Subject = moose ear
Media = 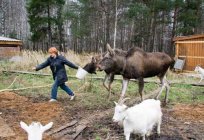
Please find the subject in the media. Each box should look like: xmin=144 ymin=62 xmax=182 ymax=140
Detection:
xmin=42 ymin=122 xmax=53 ymax=132
xmin=20 ymin=121 xmax=29 ymax=133
xmin=106 ymin=44 xmax=115 ymax=56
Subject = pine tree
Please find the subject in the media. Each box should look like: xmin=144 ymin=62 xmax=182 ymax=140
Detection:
xmin=26 ymin=0 xmax=65 ymax=51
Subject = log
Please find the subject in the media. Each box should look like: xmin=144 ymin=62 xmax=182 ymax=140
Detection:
xmin=47 ymin=120 xmax=77 ymax=135
xmin=192 ymin=83 xmax=204 ymax=87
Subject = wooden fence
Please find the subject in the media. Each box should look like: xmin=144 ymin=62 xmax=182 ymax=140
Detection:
xmin=175 ymin=36 xmax=204 ymax=71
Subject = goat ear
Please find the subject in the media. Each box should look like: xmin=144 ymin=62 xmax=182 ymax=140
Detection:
xmin=20 ymin=121 xmax=29 ymax=133
xmin=91 ymin=57 xmax=96 ymax=63
xmin=106 ymin=43 xmax=115 ymax=56
xmin=113 ymin=101 xmax=118 ymax=105
xmin=42 ymin=122 xmax=53 ymax=132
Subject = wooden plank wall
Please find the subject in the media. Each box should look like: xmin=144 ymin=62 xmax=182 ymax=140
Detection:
xmin=176 ymin=37 xmax=204 ymax=71
xmin=0 ymin=46 xmax=20 ymax=59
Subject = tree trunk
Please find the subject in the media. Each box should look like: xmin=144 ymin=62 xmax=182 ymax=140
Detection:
xmin=113 ymin=0 xmax=117 ymax=49
xmin=47 ymin=3 xmax=52 ymax=48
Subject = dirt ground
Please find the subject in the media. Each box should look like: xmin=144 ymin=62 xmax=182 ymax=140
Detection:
xmin=0 ymin=92 xmax=203 ymax=140
xmin=0 ymin=92 xmax=63 ymax=140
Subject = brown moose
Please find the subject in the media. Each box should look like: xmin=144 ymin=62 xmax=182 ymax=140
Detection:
xmin=96 ymin=44 xmax=174 ymax=103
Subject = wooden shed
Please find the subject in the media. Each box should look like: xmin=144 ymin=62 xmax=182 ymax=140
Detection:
xmin=0 ymin=36 xmax=22 ymax=59
xmin=173 ymin=34 xmax=204 ymax=72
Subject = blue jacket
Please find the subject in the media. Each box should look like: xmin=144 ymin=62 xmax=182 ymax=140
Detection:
xmin=36 ymin=55 xmax=78 ymax=85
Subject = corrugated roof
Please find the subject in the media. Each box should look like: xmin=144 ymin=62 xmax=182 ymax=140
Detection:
xmin=0 ymin=36 xmax=21 ymax=42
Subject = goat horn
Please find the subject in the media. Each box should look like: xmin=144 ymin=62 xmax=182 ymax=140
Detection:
xmin=119 ymin=97 xmax=130 ymax=105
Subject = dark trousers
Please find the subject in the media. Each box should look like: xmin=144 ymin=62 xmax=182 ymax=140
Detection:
xmin=51 ymin=78 xmax=74 ymax=99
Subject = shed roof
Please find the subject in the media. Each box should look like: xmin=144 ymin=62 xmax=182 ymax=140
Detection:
xmin=173 ymin=34 xmax=204 ymax=41
xmin=0 ymin=36 xmax=22 ymax=45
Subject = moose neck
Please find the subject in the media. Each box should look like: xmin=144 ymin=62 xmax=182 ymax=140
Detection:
xmin=114 ymin=55 xmax=126 ymax=72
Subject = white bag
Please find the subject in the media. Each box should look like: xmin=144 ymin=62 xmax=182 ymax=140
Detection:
xmin=76 ymin=67 xmax=88 ymax=79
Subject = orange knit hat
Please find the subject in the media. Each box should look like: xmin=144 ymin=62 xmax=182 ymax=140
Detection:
xmin=48 ymin=47 xmax=58 ymax=54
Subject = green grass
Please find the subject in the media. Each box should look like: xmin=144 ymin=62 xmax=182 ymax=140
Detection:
xmin=167 ymin=84 xmax=204 ymax=104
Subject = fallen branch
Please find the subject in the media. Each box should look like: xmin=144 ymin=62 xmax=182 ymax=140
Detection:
xmin=0 ymin=84 xmax=52 ymax=93
xmin=1 ymin=70 xmax=161 ymax=84
xmin=3 ymin=70 xmax=204 ymax=87
xmin=6 ymin=76 xmax=18 ymax=89
xmin=3 ymin=70 xmax=51 ymax=76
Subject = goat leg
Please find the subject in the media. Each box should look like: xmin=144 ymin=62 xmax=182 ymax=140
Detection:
xmin=142 ymin=135 xmax=146 ymax=140
xmin=108 ymin=74 xmax=115 ymax=95
xmin=198 ymin=77 xmax=203 ymax=83
xmin=157 ymin=117 xmax=162 ymax=136
xmin=124 ymin=130 xmax=130 ymax=140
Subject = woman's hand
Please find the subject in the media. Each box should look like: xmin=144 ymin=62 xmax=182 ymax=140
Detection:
xmin=32 ymin=67 xmax=36 ymax=70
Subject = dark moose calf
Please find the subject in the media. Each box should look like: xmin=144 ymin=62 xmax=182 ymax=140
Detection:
xmin=83 ymin=52 xmax=127 ymax=98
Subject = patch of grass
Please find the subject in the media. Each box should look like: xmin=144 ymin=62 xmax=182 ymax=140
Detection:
xmin=94 ymin=136 xmax=102 ymax=140
xmin=166 ymin=84 xmax=204 ymax=104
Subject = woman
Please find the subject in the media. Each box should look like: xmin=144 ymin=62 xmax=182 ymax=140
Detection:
xmin=33 ymin=47 xmax=79 ymax=102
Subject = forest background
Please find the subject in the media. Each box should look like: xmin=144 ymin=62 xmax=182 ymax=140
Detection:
xmin=0 ymin=0 xmax=204 ymax=55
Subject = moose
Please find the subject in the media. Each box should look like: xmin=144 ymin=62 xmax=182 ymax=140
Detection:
xmin=83 ymin=50 xmax=127 ymax=98
xmin=96 ymin=44 xmax=174 ymax=103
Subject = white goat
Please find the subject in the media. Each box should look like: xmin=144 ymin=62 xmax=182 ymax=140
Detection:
xmin=194 ymin=65 xmax=204 ymax=83
xmin=113 ymin=98 xmax=162 ymax=140
xmin=20 ymin=121 xmax=53 ymax=140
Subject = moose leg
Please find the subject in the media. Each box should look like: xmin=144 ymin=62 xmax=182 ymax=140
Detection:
xmin=119 ymin=78 xmax=129 ymax=102
xmin=138 ymin=78 xmax=144 ymax=101
xmin=108 ymin=74 xmax=115 ymax=93
xmin=107 ymin=74 xmax=115 ymax=99
xmin=103 ymin=74 xmax=110 ymax=92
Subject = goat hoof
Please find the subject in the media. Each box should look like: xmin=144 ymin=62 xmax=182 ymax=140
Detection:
xmin=162 ymin=101 xmax=167 ymax=107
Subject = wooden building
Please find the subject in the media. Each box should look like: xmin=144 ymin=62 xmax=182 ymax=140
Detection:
xmin=0 ymin=36 xmax=22 ymax=59
xmin=173 ymin=34 xmax=204 ymax=72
